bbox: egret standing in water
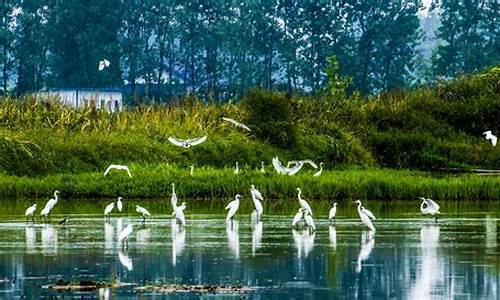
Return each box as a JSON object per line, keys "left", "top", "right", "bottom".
{"left": 173, "top": 202, "right": 187, "bottom": 227}
{"left": 292, "top": 208, "right": 305, "bottom": 229}
{"left": 313, "top": 162, "right": 324, "bottom": 177}
{"left": 117, "top": 197, "right": 123, "bottom": 215}
{"left": 24, "top": 204, "right": 37, "bottom": 223}
{"left": 136, "top": 205, "right": 151, "bottom": 224}
{"left": 304, "top": 210, "right": 316, "bottom": 232}
{"left": 104, "top": 202, "right": 115, "bottom": 220}
{"left": 40, "top": 190, "right": 60, "bottom": 223}
{"left": 225, "top": 195, "right": 241, "bottom": 228}
{"left": 419, "top": 197, "right": 440, "bottom": 221}
{"left": 296, "top": 188, "right": 313, "bottom": 216}
{"left": 118, "top": 224, "right": 133, "bottom": 247}
{"left": 329, "top": 202, "right": 337, "bottom": 225}
{"left": 250, "top": 185, "right": 264, "bottom": 220}
{"left": 354, "top": 200, "right": 376, "bottom": 232}
{"left": 171, "top": 183, "right": 178, "bottom": 210}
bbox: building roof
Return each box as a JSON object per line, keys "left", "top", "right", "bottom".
{"left": 42, "top": 88, "right": 123, "bottom": 93}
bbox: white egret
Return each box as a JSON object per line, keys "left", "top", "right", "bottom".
{"left": 40, "top": 190, "right": 60, "bottom": 222}
{"left": 329, "top": 202, "right": 337, "bottom": 224}
{"left": 272, "top": 157, "right": 306, "bottom": 176}
{"left": 173, "top": 202, "right": 186, "bottom": 226}
{"left": 304, "top": 211, "right": 316, "bottom": 232}
{"left": 250, "top": 185, "right": 264, "bottom": 219}
{"left": 354, "top": 200, "right": 376, "bottom": 232}
{"left": 292, "top": 208, "right": 304, "bottom": 228}
{"left": 313, "top": 162, "right": 324, "bottom": 177}
{"left": 189, "top": 165, "right": 194, "bottom": 176}
{"left": 116, "top": 196, "right": 123, "bottom": 214}
{"left": 118, "top": 224, "right": 133, "bottom": 246}
{"left": 260, "top": 161, "right": 265, "bottom": 174}
{"left": 225, "top": 194, "right": 241, "bottom": 227}
{"left": 483, "top": 130, "right": 497, "bottom": 146}
{"left": 296, "top": 188, "right": 313, "bottom": 216}
{"left": 135, "top": 205, "right": 151, "bottom": 224}
{"left": 104, "top": 202, "right": 115, "bottom": 220}
{"left": 24, "top": 204, "right": 37, "bottom": 223}
{"left": 222, "top": 117, "right": 252, "bottom": 132}
{"left": 287, "top": 159, "right": 318, "bottom": 169}
{"left": 171, "top": 183, "right": 178, "bottom": 209}
{"left": 356, "top": 231, "right": 375, "bottom": 273}
{"left": 234, "top": 162, "right": 239, "bottom": 174}
{"left": 98, "top": 58, "right": 110, "bottom": 71}
{"left": 168, "top": 135, "right": 207, "bottom": 148}
{"left": 103, "top": 164, "right": 132, "bottom": 178}
{"left": 419, "top": 197, "right": 440, "bottom": 221}
{"left": 118, "top": 251, "right": 133, "bottom": 271}
{"left": 98, "top": 287, "right": 110, "bottom": 300}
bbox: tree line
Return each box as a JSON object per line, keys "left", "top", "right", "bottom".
{"left": 0, "top": 0, "right": 498, "bottom": 101}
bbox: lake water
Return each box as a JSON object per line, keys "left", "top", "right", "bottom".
{"left": 0, "top": 200, "right": 499, "bottom": 299}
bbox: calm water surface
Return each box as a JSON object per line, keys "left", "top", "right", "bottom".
{"left": 0, "top": 199, "right": 499, "bottom": 299}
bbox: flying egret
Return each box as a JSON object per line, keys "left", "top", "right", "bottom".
{"left": 313, "top": 162, "right": 324, "bottom": 177}
{"left": 104, "top": 202, "right": 115, "bottom": 220}
{"left": 329, "top": 202, "right": 337, "bottom": 224}
{"left": 304, "top": 211, "right": 316, "bottom": 232}
{"left": 118, "top": 251, "right": 133, "bottom": 271}
{"left": 419, "top": 197, "right": 440, "bottom": 221}
{"left": 58, "top": 216, "right": 69, "bottom": 227}
{"left": 250, "top": 185, "right": 264, "bottom": 220}
{"left": 287, "top": 159, "right": 318, "bottom": 169}
{"left": 103, "top": 164, "right": 132, "bottom": 178}
{"left": 173, "top": 202, "right": 187, "bottom": 226}
{"left": 292, "top": 208, "right": 304, "bottom": 229}
{"left": 189, "top": 165, "right": 194, "bottom": 176}
{"left": 98, "top": 58, "right": 110, "bottom": 71}
{"left": 24, "top": 204, "right": 37, "bottom": 223}
{"left": 136, "top": 205, "right": 151, "bottom": 224}
{"left": 234, "top": 162, "right": 239, "bottom": 174}
{"left": 296, "top": 188, "right": 313, "bottom": 216}
{"left": 354, "top": 200, "right": 376, "bottom": 232}
{"left": 222, "top": 117, "right": 252, "bottom": 132}
{"left": 272, "top": 157, "right": 306, "bottom": 176}
{"left": 260, "top": 161, "right": 265, "bottom": 174}
{"left": 40, "top": 190, "right": 60, "bottom": 223}
{"left": 116, "top": 196, "right": 123, "bottom": 214}
{"left": 168, "top": 135, "right": 207, "bottom": 148}
{"left": 118, "top": 224, "right": 133, "bottom": 247}
{"left": 483, "top": 131, "right": 497, "bottom": 146}
{"left": 225, "top": 194, "right": 241, "bottom": 227}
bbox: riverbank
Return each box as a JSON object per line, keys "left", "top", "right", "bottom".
{"left": 1, "top": 165, "right": 498, "bottom": 201}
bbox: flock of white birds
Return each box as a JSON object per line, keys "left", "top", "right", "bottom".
{"left": 22, "top": 114, "right": 494, "bottom": 247}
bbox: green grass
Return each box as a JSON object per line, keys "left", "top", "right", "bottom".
{"left": 1, "top": 165, "right": 498, "bottom": 201}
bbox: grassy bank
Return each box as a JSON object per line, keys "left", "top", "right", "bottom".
{"left": 1, "top": 165, "right": 498, "bottom": 201}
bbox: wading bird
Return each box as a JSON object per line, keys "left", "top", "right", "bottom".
{"left": 171, "top": 183, "right": 178, "bottom": 209}
{"left": 483, "top": 131, "right": 497, "bottom": 146}
{"left": 24, "top": 204, "right": 37, "bottom": 223}
{"left": 225, "top": 195, "right": 241, "bottom": 227}
{"left": 304, "top": 211, "right": 316, "bottom": 232}
{"left": 296, "top": 188, "right": 313, "bottom": 216}
{"left": 104, "top": 202, "right": 115, "bottom": 220}
{"left": 313, "top": 162, "right": 324, "bottom": 177}
{"left": 173, "top": 202, "right": 187, "bottom": 227}
{"left": 117, "top": 196, "right": 123, "bottom": 214}
{"left": 168, "top": 135, "right": 207, "bottom": 148}
{"left": 58, "top": 216, "right": 69, "bottom": 227}
{"left": 136, "top": 205, "right": 151, "bottom": 224}
{"left": 260, "top": 161, "right": 265, "bottom": 174}
{"left": 98, "top": 58, "right": 110, "bottom": 71}
{"left": 118, "top": 224, "right": 133, "bottom": 246}
{"left": 355, "top": 200, "right": 376, "bottom": 232}
{"left": 419, "top": 197, "right": 440, "bottom": 221}
{"left": 222, "top": 117, "right": 252, "bottom": 132}
{"left": 40, "top": 190, "right": 60, "bottom": 223}
{"left": 250, "top": 185, "right": 264, "bottom": 220}
{"left": 292, "top": 208, "right": 305, "bottom": 229}
{"left": 329, "top": 202, "right": 337, "bottom": 224}
{"left": 103, "top": 164, "right": 132, "bottom": 178}
{"left": 234, "top": 162, "right": 239, "bottom": 174}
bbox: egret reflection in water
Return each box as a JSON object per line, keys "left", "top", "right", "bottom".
{"left": 356, "top": 231, "right": 374, "bottom": 273}
{"left": 118, "top": 251, "right": 133, "bottom": 271}
{"left": 136, "top": 227, "right": 151, "bottom": 248}
{"left": 25, "top": 225, "right": 36, "bottom": 253}
{"left": 226, "top": 220, "right": 240, "bottom": 259}
{"left": 292, "top": 229, "right": 315, "bottom": 259}
{"left": 409, "top": 225, "right": 441, "bottom": 299}
{"left": 104, "top": 222, "right": 114, "bottom": 252}
{"left": 251, "top": 214, "right": 263, "bottom": 257}
{"left": 485, "top": 216, "right": 497, "bottom": 249}
{"left": 41, "top": 224, "right": 58, "bottom": 254}
{"left": 329, "top": 225, "right": 337, "bottom": 250}
{"left": 171, "top": 219, "right": 186, "bottom": 266}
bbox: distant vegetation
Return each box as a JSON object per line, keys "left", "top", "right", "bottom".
{"left": 0, "top": 67, "right": 498, "bottom": 179}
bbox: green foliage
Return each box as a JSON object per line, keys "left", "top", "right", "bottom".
{"left": 325, "top": 56, "right": 353, "bottom": 100}
{"left": 241, "top": 89, "right": 297, "bottom": 149}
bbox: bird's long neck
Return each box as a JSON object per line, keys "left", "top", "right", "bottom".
{"left": 319, "top": 164, "right": 323, "bottom": 171}
{"left": 54, "top": 193, "right": 59, "bottom": 202}
{"left": 357, "top": 202, "right": 362, "bottom": 212}
{"left": 297, "top": 189, "right": 301, "bottom": 200}
{"left": 420, "top": 201, "right": 426, "bottom": 210}
{"left": 172, "top": 184, "right": 175, "bottom": 194}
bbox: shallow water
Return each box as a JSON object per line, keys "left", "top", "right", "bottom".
{"left": 0, "top": 201, "right": 499, "bottom": 299}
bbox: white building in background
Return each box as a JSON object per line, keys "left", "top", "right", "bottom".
{"left": 37, "top": 88, "right": 123, "bottom": 112}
